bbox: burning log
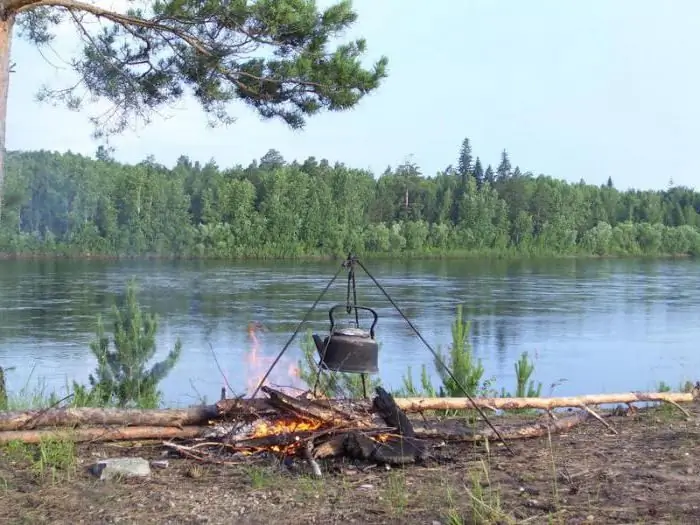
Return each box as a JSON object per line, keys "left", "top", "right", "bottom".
{"left": 392, "top": 390, "right": 698, "bottom": 413}
{"left": 373, "top": 386, "right": 417, "bottom": 437}
{"left": 232, "top": 431, "right": 317, "bottom": 450}
{"left": 261, "top": 386, "right": 372, "bottom": 427}
{"left": 310, "top": 387, "right": 429, "bottom": 465}
{"left": 0, "top": 425, "right": 209, "bottom": 445}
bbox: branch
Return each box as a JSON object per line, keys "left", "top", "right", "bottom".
{"left": 18, "top": 0, "right": 218, "bottom": 57}
{"left": 18, "top": 0, "right": 335, "bottom": 93}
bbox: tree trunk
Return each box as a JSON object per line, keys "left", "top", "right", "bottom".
{"left": 0, "top": 11, "right": 14, "bottom": 221}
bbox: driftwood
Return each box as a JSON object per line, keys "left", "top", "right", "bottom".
{"left": 393, "top": 391, "right": 698, "bottom": 412}
{"left": 0, "top": 425, "right": 210, "bottom": 445}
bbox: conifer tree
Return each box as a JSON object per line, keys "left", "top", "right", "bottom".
{"left": 473, "top": 157, "right": 484, "bottom": 188}
{"left": 457, "top": 137, "right": 473, "bottom": 182}
{"left": 496, "top": 149, "right": 512, "bottom": 181}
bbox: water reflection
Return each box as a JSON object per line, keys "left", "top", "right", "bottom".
{"left": 1, "top": 257, "right": 699, "bottom": 406}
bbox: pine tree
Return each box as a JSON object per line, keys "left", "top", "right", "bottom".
{"left": 607, "top": 176, "right": 614, "bottom": 188}
{"left": 496, "top": 149, "right": 512, "bottom": 181}
{"left": 457, "top": 138, "right": 473, "bottom": 182}
{"left": 484, "top": 165, "right": 496, "bottom": 185}
{"left": 473, "top": 157, "right": 484, "bottom": 188}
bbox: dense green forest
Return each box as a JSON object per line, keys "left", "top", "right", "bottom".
{"left": 0, "top": 138, "right": 699, "bottom": 258}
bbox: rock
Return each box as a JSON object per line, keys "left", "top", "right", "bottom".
{"left": 150, "top": 459, "right": 169, "bottom": 469}
{"left": 89, "top": 457, "right": 152, "bottom": 481}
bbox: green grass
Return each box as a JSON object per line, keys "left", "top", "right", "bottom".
{"left": 3, "top": 436, "right": 77, "bottom": 483}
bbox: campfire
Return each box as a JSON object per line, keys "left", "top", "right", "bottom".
{"left": 163, "top": 385, "right": 433, "bottom": 475}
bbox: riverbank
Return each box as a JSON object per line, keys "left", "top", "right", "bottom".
{"left": 1, "top": 403, "right": 697, "bottom": 524}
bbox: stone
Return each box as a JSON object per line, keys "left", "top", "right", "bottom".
{"left": 150, "top": 459, "right": 169, "bottom": 469}
{"left": 89, "top": 457, "right": 152, "bottom": 481}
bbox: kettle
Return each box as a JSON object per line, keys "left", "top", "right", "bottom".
{"left": 312, "top": 305, "right": 379, "bottom": 374}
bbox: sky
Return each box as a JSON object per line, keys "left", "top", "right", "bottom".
{"left": 6, "top": 0, "right": 700, "bottom": 190}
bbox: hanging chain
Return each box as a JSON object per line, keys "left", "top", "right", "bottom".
{"left": 345, "top": 253, "right": 360, "bottom": 327}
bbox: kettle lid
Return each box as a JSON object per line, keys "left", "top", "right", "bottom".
{"left": 333, "top": 326, "right": 371, "bottom": 338}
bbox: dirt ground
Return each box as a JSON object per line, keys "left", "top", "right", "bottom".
{"left": 2, "top": 404, "right": 700, "bottom": 525}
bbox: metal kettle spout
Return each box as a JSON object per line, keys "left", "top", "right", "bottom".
{"left": 312, "top": 333, "right": 325, "bottom": 355}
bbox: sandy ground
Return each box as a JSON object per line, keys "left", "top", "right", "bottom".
{"left": 2, "top": 404, "right": 700, "bottom": 525}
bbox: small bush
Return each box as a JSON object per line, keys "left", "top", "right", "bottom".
{"left": 75, "top": 279, "right": 182, "bottom": 408}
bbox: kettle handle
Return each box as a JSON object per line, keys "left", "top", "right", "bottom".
{"left": 328, "top": 304, "right": 378, "bottom": 338}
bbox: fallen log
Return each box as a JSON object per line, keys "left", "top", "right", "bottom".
{"left": 393, "top": 391, "right": 698, "bottom": 412}
{"left": 0, "top": 425, "right": 209, "bottom": 445}
{"left": 412, "top": 411, "right": 590, "bottom": 442}
{"left": 0, "top": 405, "right": 222, "bottom": 432}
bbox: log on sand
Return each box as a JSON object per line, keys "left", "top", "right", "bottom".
{"left": 394, "top": 391, "right": 699, "bottom": 412}
{"left": 0, "top": 425, "right": 210, "bottom": 445}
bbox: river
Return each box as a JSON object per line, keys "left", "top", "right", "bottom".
{"left": 0, "top": 257, "right": 698, "bottom": 407}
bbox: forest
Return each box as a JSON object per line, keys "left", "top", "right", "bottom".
{"left": 0, "top": 138, "right": 699, "bottom": 259}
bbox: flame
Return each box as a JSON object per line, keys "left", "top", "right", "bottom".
{"left": 243, "top": 416, "right": 324, "bottom": 455}
{"left": 244, "top": 321, "right": 305, "bottom": 397}
{"left": 252, "top": 417, "right": 322, "bottom": 438}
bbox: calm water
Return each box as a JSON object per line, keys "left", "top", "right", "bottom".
{"left": 0, "top": 258, "right": 698, "bottom": 407}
